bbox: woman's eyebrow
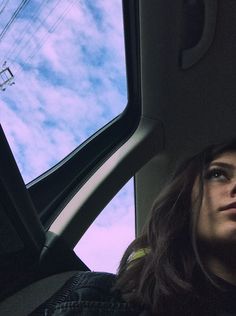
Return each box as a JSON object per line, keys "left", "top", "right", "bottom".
{"left": 210, "top": 162, "right": 235, "bottom": 169}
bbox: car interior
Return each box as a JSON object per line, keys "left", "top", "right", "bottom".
{"left": 0, "top": 0, "right": 236, "bottom": 314}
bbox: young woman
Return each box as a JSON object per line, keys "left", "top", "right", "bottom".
{"left": 32, "top": 138, "right": 236, "bottom": 316}
{"left": 113, "top": 137, "right": 236, "bottom": 316}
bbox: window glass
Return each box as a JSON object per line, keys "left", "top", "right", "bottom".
{"left": 74, "top": 179, "right": 135, "bottom": 273}
{"left": 0, "top": 0, "right": 127, "bottom": 184}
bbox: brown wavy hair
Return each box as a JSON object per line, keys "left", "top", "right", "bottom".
{"left": 112, "top": 138, "right": 236, "bottom": 315}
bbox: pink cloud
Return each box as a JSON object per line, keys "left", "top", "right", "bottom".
{"left": 0, "top": 1, "right": 134, "bottom": 274}
{"left": 0, "top": 0, "right": 127, "bottom": 182}
{"left": 74, "top": 180, "right": 135, "bottom": 273}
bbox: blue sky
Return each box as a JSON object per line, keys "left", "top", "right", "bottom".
{"left": 0, "top": 0, "right": 135, "bottom": 273}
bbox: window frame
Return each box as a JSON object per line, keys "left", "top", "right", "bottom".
{"left": 27, "top": 0, "right": 142, "bottom": 229}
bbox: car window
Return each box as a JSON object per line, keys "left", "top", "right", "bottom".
{"left": 74, "top": 179, "right": 135, "bottom": 273}
{"left": 0, "top": 0, "right": 127, "bottom": 184}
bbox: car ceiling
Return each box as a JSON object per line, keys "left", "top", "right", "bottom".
{"left": 48, "top": 0, "right": 236, "bottom": 241}
{"left": 136, "top": 0, "right": 236, "bottom": 233}
{"left": 1, "top": 0, "right": 236, "bottom": 304}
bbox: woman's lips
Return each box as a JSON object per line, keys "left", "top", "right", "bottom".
{"left": 221, "top": 204, "right": 236, "bottom": 219}
{"left": 221, "top": 203, "right": 236, "bottom": 211}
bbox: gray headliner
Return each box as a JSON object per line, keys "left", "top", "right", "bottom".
{"left": 51, "top": 0, "right": 236, "bottom": 246}
{"left": 136, "top": 0, "right": 236, "bottom": 234}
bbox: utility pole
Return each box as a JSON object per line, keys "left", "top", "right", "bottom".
{"left": 0, "top": 63, "right": 15, "bottom": 91}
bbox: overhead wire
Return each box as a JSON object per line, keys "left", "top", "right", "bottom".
{"left": 4, "top": 0, "right": 49, "bottom": 64}
{"left": 2, "top": 0, "right": 78, "bottom": 81}
{"left": 0, "top": 0, "right": 62, "bottom": 83}
{"left": 48, "top": 0, "right": 77, "bottom": 34}
{"left": 11, "top": 0, "right": 64, "bottom": 68}
{"left": 27, "top": 0, "right": 77, "bottom": 62}
{"left": 12, "top": 0, "right": 77, "bottom": 78}
{"left": 0, "top": 0, "right": 31, "bottom": 43}
{"left": 0, "top": 0, "right": 10, "bottom": 16}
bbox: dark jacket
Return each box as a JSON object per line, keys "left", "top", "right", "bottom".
{"left": 30, "top": 271, "right": 145, "bottom": 316}
{"left": 29, "top": 269, "right": 236, "bottom": 316}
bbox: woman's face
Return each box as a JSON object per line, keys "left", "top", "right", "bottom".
{"left": 195, "top": 151, "right": 236, "bottom": 246}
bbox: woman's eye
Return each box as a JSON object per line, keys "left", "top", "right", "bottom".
{"left": 204, "top": 168, "right": 228, "bottom": 181}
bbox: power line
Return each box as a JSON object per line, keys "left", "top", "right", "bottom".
{"left": 2, "top": 0, "right": 78, "bottom": 79}
{"left": 2, "top": 0, "right": 63, "bottom": 69}
{"left": 16, "top": 0, "right": 76, "bottom": 69}
{"left": 49, "top": 0, "right": 75, "bottom": 34}
{"left": 4, "top": 0, "right": 49, "bottom": 63}
{"left": 0, "top": 0, "right": 31, "bottom": 43}
{"left": 28, "top": 0, "right": 77, "bottom": 59}
{"left": 11, "top": 0, "right": 63, "bottom": 64}
{"left": 0, "top": 0, "right": 10, "bottom": 16}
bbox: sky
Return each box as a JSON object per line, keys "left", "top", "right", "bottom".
{"left": 0, "top": 0, "right": 135, "bottom": 273}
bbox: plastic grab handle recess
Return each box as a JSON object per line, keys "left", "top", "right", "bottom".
{"left": 181, "top": 0, "right": 218, "bottom": 69}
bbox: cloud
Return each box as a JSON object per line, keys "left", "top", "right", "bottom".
{"left": 74, "top": 179, "right": 135, "bottom": 273}
{"left": 0, "top": 0, "right": 134, "bottom": 275}
{"left": 0, "top": 0, "right": 127, "bottom": 183}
